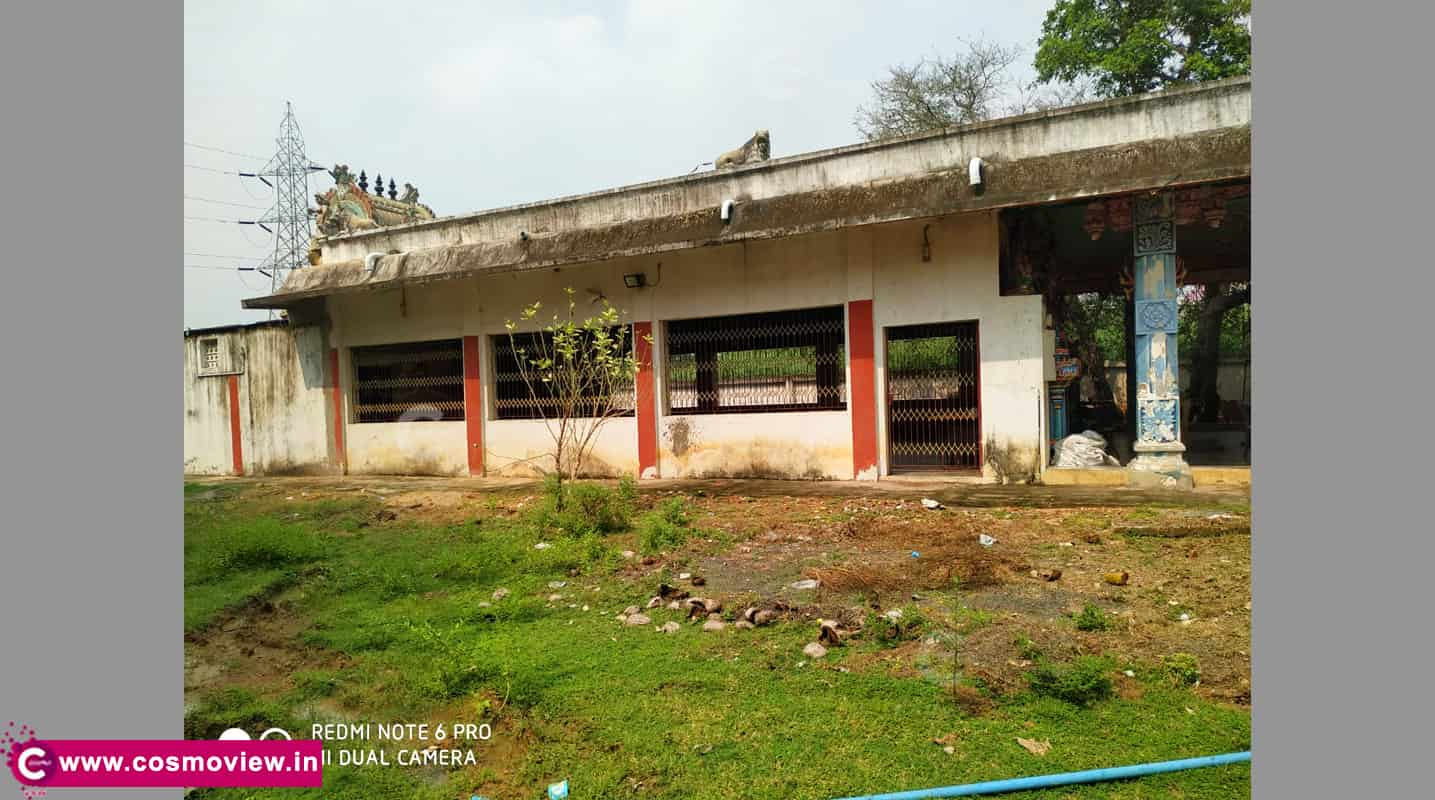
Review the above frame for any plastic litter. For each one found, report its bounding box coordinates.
[921,498,943,510]
[978,534,996,548]
[547,779,569,799]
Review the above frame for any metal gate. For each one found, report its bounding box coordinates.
[886,321,981,471]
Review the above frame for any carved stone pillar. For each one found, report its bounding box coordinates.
[1127,192,1193,489]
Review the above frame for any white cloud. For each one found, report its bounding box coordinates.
[184,0,1051,328]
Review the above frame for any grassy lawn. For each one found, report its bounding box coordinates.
[184,479,1250,800]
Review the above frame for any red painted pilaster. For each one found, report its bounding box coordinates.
[634,321,658,478]
[226,374,244,475]
[847,300,878,479]
[328,348,347,473]
[463,335,485,476]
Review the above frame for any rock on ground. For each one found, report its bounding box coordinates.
[803,642,828,659]
[624,613,652,626]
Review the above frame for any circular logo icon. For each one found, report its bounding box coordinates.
[13,741,57,786]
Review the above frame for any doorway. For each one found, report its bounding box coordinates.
[885,321,981,472]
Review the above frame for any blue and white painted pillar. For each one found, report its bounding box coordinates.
[1128,192,1193,488]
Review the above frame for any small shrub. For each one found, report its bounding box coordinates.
[1013,635,1043,662]
[866,605,929,647]
[531,477,633,538]
[1074,603,1113,632]
[654,496,690,526]
[1028,656,1114,706]
[950,604,994,633]
[1163,652,1202,686]
[639,512,689,554]
[616,474,639,508]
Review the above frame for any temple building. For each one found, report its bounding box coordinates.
[184,77,1251,487]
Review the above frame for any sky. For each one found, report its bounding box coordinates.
[184,0,1055,329]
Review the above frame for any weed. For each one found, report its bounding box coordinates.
[1074,603,1113,632]
[1163,653,1202,686]
[289,670,341,700]
[531,477,634,538]
[866,605,929,647]
[1013,634,1043,662]
[637,497,692,553]
[1028,655,1115,706]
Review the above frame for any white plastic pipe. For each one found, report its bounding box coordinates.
[365,252,383,272]
[968,157,984,186]
[721,198,735,222]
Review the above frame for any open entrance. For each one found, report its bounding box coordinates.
[999,180,1251,469]
[885,321,981,472]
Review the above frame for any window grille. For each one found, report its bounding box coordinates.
[665,306,846,414]
[350,339,466,423]
[491,328,636,420]
[201,339,221,372]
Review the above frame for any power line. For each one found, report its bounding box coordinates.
[183,251,268,261]
[184,140,267,160]
[184,194,269,210]
[184,264,260,271]
[185,163,244,175]
[184,215,272,230]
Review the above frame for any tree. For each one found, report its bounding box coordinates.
[504,288,643,498]
[1034,0,1252,98]
[854,39,1024,140]
[1179,282,1250,424]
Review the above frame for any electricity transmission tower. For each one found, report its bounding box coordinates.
[242,102,323,294]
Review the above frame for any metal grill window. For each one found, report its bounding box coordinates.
[886,321,981,470]
[350,339,465,424]
[202,339,221,371]
[665,306,846,414]
[491,329,636,420]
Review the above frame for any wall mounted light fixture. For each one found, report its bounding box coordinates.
[623,272,647,289]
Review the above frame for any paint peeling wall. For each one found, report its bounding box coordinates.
[659,412,850,479]
[239,325,333,475]
[320,210,1042,481]
[182,323,334,476]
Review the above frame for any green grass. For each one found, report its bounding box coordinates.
[184,484,1250,800]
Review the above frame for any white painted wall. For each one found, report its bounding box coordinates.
[485,418,638,478]
[345,420,468,476]
[870,213,1045,480]
[659,411,851,479]
[182,341,234,475]
[323,210,1043,481]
